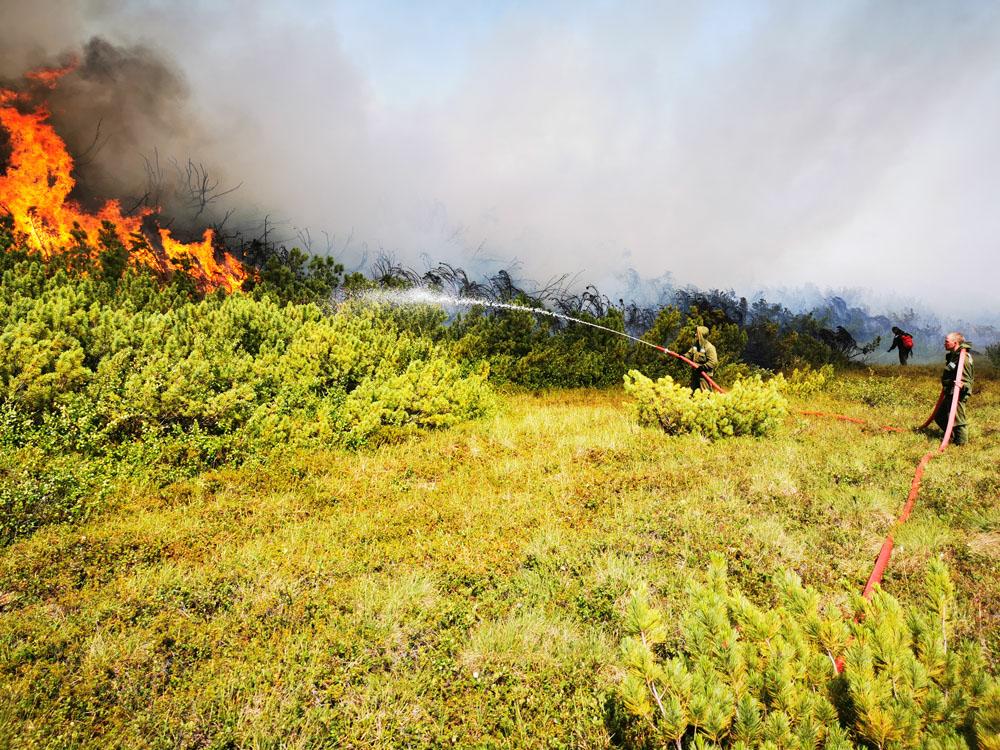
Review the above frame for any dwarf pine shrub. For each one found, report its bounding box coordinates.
[613,555,999,750]
[0,259,493,447]
[0,250,496,541]
[623,370,787,438]
[451,303,632,389]
[340,357,494,446]
[771,364,834,397]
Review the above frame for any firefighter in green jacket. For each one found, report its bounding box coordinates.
[686,325,718,392]
[933,332,974,446]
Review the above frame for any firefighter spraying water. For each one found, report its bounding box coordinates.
[359,286,975,637]
[685,326,717,392]
[358,287,725,391]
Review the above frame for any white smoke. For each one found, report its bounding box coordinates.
[3,0,1000,322]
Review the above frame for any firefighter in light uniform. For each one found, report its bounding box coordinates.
[933,332,974,446]
[685,326,718,392]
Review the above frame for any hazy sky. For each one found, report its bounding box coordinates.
[3,0,1000,319]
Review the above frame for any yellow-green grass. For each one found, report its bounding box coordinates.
[1,366,997,748]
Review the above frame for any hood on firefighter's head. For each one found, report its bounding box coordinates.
[696,326,709,345]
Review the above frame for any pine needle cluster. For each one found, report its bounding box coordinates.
[624,371,788,438]
[614,555,999,749]
[771,365,835,397]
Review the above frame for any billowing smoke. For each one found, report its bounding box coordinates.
[2,0,1000,323]
[0,0,81,77]
[44,39,204,222]
[1,3,230,238]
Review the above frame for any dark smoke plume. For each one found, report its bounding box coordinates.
[1,31,237,240]
[47,39,195,207]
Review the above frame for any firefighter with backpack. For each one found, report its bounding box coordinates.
[888,326,914,365]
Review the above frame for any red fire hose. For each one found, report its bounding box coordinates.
[832,348,968,672]
[654,345,725,393]
[797,410,907,433]
[919,389,947,430]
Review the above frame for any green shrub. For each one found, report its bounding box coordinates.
[341,358,494,446]
[0,264,494,452]
[623,370,787,439]
[613,555,998,750]
[0,252,498,543]
[713,362,770,388]
[772,364,835,397]
[248,246,345,304]
[0,320,90,411]
[986,343,1000,369]
[0,449,108,544]
[451,303,631,389]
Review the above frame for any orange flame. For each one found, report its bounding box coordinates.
[25,59,79,89]
[0,67,248,292]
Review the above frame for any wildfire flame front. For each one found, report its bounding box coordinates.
[0,63,248,292]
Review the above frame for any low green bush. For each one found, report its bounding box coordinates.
[771,364,835,397]
[451,303,632,389]
[623,371,787,439]
[0,252,496,543]
[613,555,999,750]
[340,358,494,446]
[0,257,494,439]
[0,451,109,545]
[985,343,1000,369]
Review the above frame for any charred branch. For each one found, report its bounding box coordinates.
[72,117,110,170]
[371,253,420,287]
[175,157,242,222]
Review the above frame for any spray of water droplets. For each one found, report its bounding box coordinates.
[355,287,666,352]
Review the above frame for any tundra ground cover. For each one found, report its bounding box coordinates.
[1,365,997,748]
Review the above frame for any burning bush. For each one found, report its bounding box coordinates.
[0,63,248,293]
[623,370,787,439]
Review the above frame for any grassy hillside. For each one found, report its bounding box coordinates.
[1,365,997,748]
